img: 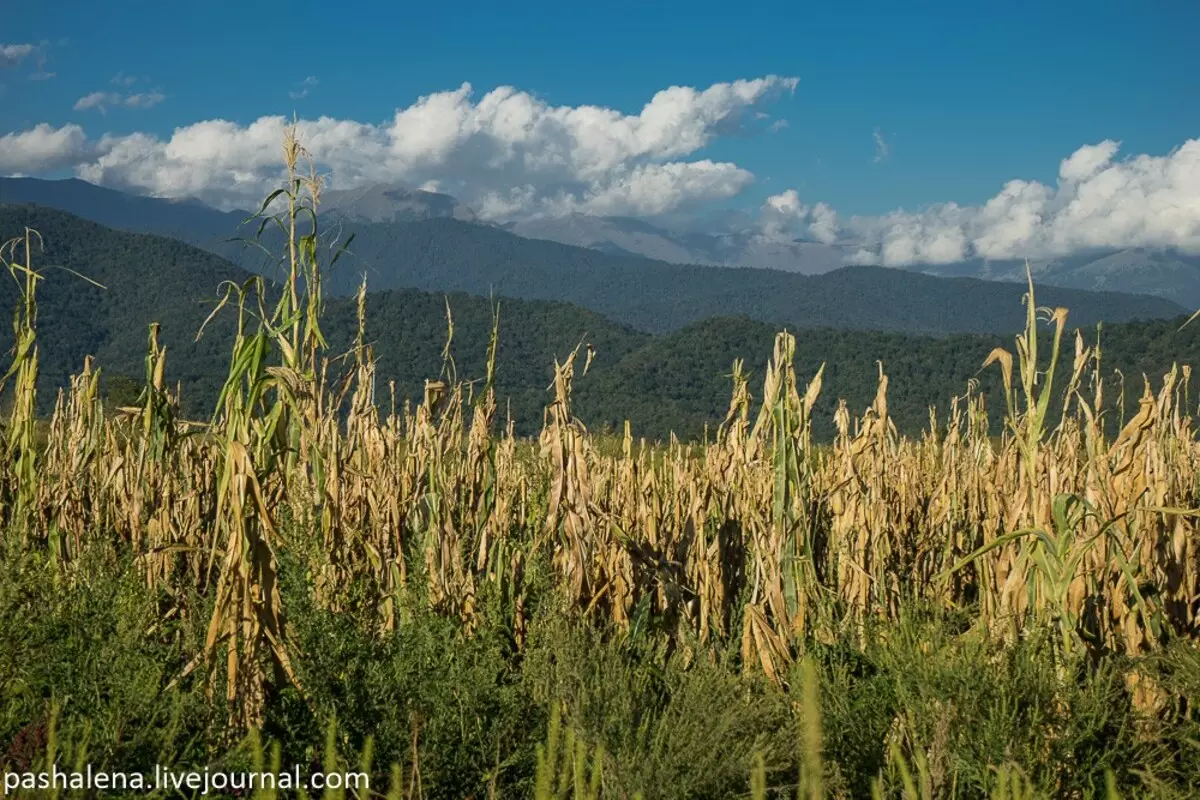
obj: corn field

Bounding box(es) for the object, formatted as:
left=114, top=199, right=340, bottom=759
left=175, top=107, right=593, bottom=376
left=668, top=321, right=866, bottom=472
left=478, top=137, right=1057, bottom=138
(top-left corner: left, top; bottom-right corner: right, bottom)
left=2, top=129, right=1198, bottom=797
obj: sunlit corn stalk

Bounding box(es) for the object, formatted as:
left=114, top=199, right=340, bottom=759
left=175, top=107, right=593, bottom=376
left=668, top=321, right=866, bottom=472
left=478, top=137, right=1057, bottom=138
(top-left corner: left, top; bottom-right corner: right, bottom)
left=468, top=304, right=529, bottom=635
left=128, top=323, right=201, bottom=594
left=184, top=122, right=345, bottom=728
left=183, top=277, right=302, bottom=729
left=982, top=265, right=1068, bottom=530
left=125, top=324, right=180, bottom=558
left=745, top=332, right=825, bottom=655
left=967, top=267, right=1070, bottom=643
left=0, top=229, right=44, bottom=545
left=829, top=364, right=901, bottom=646
left=541, top=344, right=598, bottom=608
left=40, top=355, right=104, bottom=562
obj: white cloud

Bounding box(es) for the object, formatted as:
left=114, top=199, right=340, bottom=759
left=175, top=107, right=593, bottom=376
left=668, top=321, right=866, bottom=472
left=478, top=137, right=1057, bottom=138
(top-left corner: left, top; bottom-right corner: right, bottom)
left=73, top=91, right=114, bottom=112
left=18, top=73, right=1195, bottom=264
left=762, top=139, right=1200, bottom=261
left=0, top=43, right=35, bottom=68
left=872, top=128, right=889, bottom=163
left=539, top=160, right=753, bottom=217
left=11, top=75, right=797, bottom=217
left=289, top=75, right=318, bottom=100
left=760, top=188, right=806, bottom=237
left=760, top=190, right=841, bottom=244
left=124, top=90, right=165, bottom=108
left=74, top=88, right=165, bottom=113
left=808, top=202, right=839, bottom=244
left=0, top=123, right=91, bottom=173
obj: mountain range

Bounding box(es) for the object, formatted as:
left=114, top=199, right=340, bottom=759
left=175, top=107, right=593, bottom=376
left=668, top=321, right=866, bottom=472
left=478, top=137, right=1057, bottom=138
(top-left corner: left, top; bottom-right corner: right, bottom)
left=913, top=249, right=1200, bottom=309
left=0, top=177, right=1187, bottom=337
left=2, top=204, right=1197, bottom=442
left=504, top=213, right=1200, bottom=307
left=5, top=175, right=1199, bottom=308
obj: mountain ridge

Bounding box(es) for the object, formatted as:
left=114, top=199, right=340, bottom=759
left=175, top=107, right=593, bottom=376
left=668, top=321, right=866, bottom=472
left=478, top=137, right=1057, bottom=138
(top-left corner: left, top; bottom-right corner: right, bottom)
left=1, top=204, right=1197, bottom=442
left=1, top=177, right=1189, bottom=336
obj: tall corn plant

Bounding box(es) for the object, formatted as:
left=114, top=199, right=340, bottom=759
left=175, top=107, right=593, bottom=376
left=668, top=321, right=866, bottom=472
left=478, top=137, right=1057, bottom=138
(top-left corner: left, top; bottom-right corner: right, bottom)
left=236, top=120, right=353, bottom=499
left=0, top=229, right=45, bottom=544
left=136, top=323, right=180, bottom=465
left=186, top=123, right=350, bottom=729
left=981, top=264, right=1068, bottom=529
left=951, top=270, right=1170, bottom=661
left=941, top=492, right=1154, bottom=664
left=748, top=332, right=826, bottom=647
left=185, top=277, right=299, bottom=730
left=1, top=228, right=104, bottom=556
left=541, top=343, right=596, bottom=607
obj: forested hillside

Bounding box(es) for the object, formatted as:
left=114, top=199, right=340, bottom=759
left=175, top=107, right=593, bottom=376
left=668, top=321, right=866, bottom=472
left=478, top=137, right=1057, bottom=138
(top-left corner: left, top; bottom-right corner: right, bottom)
left=3, top=204, right=1198, bottom=441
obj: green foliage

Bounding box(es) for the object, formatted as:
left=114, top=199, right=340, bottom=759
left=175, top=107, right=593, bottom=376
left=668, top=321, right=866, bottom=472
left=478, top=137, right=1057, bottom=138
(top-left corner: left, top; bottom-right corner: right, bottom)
left=0, top=542, right=217, bottom=780
left=0, top=535, right=1196, bottom=798
left=103, top=373, right=144, bottom=409
left=522, top=617, right=797, bottom=799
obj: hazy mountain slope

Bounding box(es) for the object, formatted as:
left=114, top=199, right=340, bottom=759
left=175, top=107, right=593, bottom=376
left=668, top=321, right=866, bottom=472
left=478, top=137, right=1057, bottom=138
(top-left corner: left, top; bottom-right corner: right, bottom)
left=0, top=176, right=268, bottom=274
left=0, top=176, right=250, bottom=242
left=912, top=248, right=1200, bottom=308
left=506, top=214, right=713, bottom=265
left=324, top=217, right=1185, bottom=334
left=319, top=183, right=478, bottom=224
left=505, top=209, right=1200, bottom=306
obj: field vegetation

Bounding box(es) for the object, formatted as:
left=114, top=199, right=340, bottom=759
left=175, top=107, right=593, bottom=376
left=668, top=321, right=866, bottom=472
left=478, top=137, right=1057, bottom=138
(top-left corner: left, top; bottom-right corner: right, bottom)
left=0, top=129, right=1197, bottom=798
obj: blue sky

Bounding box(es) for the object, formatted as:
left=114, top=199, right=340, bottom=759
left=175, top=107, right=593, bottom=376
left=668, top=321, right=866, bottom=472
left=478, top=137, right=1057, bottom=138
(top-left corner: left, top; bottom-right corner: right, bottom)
left=4, top=0, right=1199, bottom=261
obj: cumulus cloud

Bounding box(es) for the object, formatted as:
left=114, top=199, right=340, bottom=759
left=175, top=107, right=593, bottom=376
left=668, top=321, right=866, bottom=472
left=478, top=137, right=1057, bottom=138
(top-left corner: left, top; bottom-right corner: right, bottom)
left=0, top=43, right=35, bottom=68
left=19, top=72, right=1194, bottom=264
left=760, top=189, right=840, bottom=244
left=74, top=88, right=165, bottom=113
left=0, top=123, right=92, bottom=173
left=9, top=75, right=798, bottom=217
left=501, top=160, right=754, bottom=219
left=761, top=139, right=1200, bottom=262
